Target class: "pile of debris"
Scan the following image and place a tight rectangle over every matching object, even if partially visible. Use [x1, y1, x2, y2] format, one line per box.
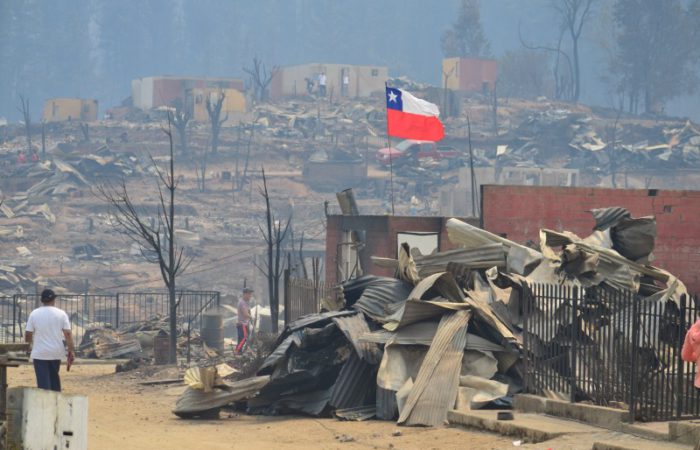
[79, 315, 223, 363]
[2, 147, 144, 199]
[0, 264, 60, 295]
[251, 99, 382, 141]
[497, 108, 700, 174]
[175, 207, 687, 424]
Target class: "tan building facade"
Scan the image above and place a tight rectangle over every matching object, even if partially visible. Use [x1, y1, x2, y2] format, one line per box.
[42, 98, 98, 122]
[270, 63, 388, 99]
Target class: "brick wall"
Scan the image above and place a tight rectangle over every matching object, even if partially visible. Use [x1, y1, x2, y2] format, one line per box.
[481, 185, 700, 294]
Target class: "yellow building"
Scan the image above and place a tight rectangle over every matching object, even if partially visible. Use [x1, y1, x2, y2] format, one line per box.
[42, 98, 98, 122]
[192, 88, 246, 122]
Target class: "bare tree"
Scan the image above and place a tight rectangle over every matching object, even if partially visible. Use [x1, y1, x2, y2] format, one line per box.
[254, 167, 290, 334]
[206, 90, 227, 156]
[197, 91, 228, 192]
[17, 94, 32, 153]
[97, 114, 191, 363]
[237, 117, 258, 192]
[551, 0, 595, 102]
[498, 48, 552, 99]
[172, 99, 191, 155]
[243, 56, 278, 102]
[519, 24, 574, 101]
[606, 105, 623, 188]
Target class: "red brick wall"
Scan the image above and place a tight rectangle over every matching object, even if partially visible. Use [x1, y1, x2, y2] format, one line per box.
[325, 215, 479, 285]
[458, 58, 497, 92]
[481, 185, 700, 294]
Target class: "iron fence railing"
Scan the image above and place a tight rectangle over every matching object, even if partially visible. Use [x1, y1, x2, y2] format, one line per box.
[523, 282, 700, 422]
[284, 274, 334, 325]
[0, 290, 219, 345]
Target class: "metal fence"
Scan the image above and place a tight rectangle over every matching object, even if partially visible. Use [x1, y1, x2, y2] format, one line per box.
[0, 290, 219, 345]
[284, 274, 334, 325]
[523, 283, 700, 422]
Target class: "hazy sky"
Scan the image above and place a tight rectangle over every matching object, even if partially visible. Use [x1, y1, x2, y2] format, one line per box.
[0, 0, 697, 121]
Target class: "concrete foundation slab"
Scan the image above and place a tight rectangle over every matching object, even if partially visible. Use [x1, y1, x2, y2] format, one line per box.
[447, 409, 600, 443]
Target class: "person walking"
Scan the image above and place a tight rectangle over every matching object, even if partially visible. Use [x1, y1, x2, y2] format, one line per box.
[318, 72, 327, 97]
[235, 287, 253, 354]
[25, 289, 75, 392]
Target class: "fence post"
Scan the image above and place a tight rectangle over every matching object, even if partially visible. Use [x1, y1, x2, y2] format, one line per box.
[522, 283, 531, 394]
[629, 290, 640, 423]
[283, 268, 291, 327]
[83, 279, 90, 321]
[676, 294, 687, 419]
[570, 286, 578, 403]
[11, 295, 16, 343]
[115, 293, 120, 329]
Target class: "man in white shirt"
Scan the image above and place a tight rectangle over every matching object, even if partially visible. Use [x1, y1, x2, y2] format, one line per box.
[25, 289, 75, 392]
[318, 72, 327, 97]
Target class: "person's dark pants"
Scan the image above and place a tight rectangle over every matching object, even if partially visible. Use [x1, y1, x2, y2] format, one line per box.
[236, 323, 249, 354]
[33, 359, 61, 392]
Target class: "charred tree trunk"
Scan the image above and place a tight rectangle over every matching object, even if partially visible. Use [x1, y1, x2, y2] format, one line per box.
[172, 102, 191, 155]
[243, 56, 278, 103]
[17, 95, 32, 153]
[206, 91, 227, 157]
[256, 167, 291, 334]
[98, 114, 191, 364]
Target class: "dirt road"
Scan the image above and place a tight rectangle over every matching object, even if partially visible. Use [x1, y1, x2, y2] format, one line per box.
[9, 363, 514, 450]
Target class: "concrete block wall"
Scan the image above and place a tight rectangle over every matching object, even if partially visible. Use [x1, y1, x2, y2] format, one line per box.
[481, 185, 700, 294]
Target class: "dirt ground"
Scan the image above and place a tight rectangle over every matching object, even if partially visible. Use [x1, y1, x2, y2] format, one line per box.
[8, 363, 516, 450]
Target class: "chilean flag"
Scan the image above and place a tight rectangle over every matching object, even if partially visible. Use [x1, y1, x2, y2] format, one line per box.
[386, 86, 444, 141]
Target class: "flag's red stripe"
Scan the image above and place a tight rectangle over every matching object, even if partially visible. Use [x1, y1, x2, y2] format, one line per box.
[387, 108, 444, 141]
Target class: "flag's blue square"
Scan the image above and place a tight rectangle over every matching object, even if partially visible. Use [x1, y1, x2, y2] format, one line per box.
[386, 87, 403, 111]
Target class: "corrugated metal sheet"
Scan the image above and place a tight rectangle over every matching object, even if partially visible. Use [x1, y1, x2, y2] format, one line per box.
[415, 244, 507, 276]
[258, 330, 303, 374]
[286, 310, 355, 332]
[590, 207, 631, 231]
[408, 272, 464, 302]
[174, 375, 270, 417]
[375, 386, 398, 420]
[346, 276, 413, 323]
[360, 324, 505, 353]
[611, 216, 656, 261]
[250, 386, 333, 416]
[384, 299, 471, 331]
[398, 310, 471, 426]
[446, 218, 542, 275]
[329, 352, 376, 409]
[335, 405, 376, 421]
[333, 313, 382, 364]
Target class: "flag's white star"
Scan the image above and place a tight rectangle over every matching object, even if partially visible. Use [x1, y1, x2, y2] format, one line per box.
[388, 91, 398, 103]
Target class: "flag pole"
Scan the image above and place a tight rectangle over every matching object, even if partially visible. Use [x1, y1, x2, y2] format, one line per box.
[385, 82, 395, 215]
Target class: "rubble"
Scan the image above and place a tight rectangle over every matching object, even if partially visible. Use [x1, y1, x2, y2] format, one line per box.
[79, 315, 230, 365]
[78, 328, 142, 359]
[182, 205, 688, 427]
[495, 108, 700, 177]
